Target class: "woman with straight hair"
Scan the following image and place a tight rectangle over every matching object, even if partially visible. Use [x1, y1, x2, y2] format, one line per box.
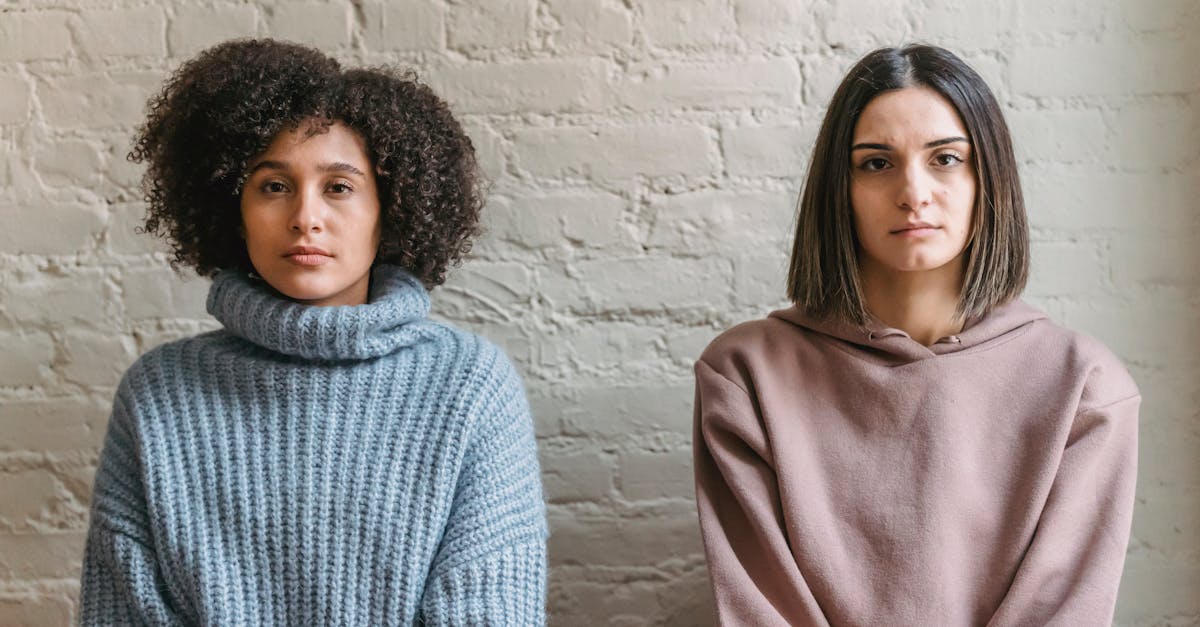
[693, 44, 1138, 626]
[80, 39, 547, 625]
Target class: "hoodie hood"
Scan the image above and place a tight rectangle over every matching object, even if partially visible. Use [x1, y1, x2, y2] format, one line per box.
[768, 299, 1047, 365]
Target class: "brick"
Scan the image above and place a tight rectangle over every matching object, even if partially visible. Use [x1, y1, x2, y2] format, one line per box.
[1, 270, 114, 326]
[733, 0, 818, 47]
[1012, 40, 1200, 98]
[61, 331, 137, 387]
[102, 135, 145, 191]
[447, 0, 532, 49]
[1008, 109, 1108, 164]
[536, 322, 663, 376]
[1116, 0, 1200, 32]
[434, 261, 533, 320]
[912, 0, 1014, 50]
[802, 53, 859, 109]
[168, 6, 258, 56]
[122, 267, 211, 320]
[540, 450, 612, 502]
[267, 2, 350, 49]
[646, 190, 795, 254]
[618, 58, 801, 111]
[619, 449, 693, 501]
[0, 74, 32, 124]
[1110, 100, 1200, 169]
[454, 321, 531, 370]
[734, 254, 790, 308]
[1132, 482, 1200, 556]
[1140, 421, 1200, 486]
[558, 384, 694, 438]
[546, 0, 633, 52]
[427, 59, 611, 114]
[106, 202, 171, 255]
[1058, 296, 1198, 368]
[0, 532, 86, 579]
[1116, 558, 1200, 620]
[1025, 241, 1106, 298]
[0, 593, 74, 627]
[39, 72, 160, 129]
[34, 140, 105, 189]
[1017, 0, 1106, 34]
[460, 122, 505, 181]
[821, 1, 907, 49]
[132, 321, 220, 354]
[76, 7, 167, 58]
[0, 470, 64, 531]
[0, 202, 105, 255]
[1113, 236, 1198, 288]
[511, 125, 717, 180]
[722, 123, 811, 177]
[539, 257, 732, 313]
[642, 0, 736, 48]
[548, 505, 703, 566]
[0, 11, 72, 61]
[0, 397, 110, 452]
[479, 191, 627, 251]
[363, 0, 444, 52]
[1023, 167, 1199, 233]
[0, 331, 54, 387]
[664, 326, 719, 364]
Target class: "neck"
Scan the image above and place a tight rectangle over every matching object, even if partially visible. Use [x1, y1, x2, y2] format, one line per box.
[859, 255, 966, 346]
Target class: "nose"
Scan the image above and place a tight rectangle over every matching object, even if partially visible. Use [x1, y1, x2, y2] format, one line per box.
[288, 189, 325, 233]
[896, 163, 933, 211]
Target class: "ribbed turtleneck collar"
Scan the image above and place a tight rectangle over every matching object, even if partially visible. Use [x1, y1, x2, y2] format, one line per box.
[207, 264, 432, 361]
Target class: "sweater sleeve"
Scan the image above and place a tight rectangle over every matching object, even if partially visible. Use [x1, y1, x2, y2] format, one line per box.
[80, 387, 183, 627]
[693, 359, 826, 627]
[986, 393, 1140, 627]
[419, 353, 548, 626]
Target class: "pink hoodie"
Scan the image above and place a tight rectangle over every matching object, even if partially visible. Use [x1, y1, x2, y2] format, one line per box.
[693, 299, 1139, 626]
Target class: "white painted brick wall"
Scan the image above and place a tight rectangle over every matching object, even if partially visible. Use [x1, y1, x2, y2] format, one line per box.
[1, 1, 1196, 625]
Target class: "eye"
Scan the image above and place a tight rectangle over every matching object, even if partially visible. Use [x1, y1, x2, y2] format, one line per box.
[858, 157, 890, 172]
[327, 181, 354, 195]
[933, 152, 965, 167]
[261, 180, 289, 194]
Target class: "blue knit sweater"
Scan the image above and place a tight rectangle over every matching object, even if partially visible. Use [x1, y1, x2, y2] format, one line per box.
[80, 265, 548, 626]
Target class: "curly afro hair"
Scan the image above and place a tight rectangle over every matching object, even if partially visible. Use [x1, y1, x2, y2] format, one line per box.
[130, 38, 482, 288]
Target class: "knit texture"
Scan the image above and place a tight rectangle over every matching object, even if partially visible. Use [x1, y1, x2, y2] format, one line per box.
[80, 265, 548, 626]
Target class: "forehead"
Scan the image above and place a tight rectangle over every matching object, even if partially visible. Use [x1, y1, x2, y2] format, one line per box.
[852, 86, 968, 143]
[255, 121, 370, 163]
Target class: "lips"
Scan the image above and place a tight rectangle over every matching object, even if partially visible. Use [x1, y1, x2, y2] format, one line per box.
[891, 223, 940, 235]
[283, 245, 333, 266]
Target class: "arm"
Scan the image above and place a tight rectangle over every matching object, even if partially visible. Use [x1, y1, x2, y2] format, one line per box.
[987, 394, 1140, 627]
[80, 388, 183, 627]
[693, 359, 826, 627]
[419, 354, 548, 626]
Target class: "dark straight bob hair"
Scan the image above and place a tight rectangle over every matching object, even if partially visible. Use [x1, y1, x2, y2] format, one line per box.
[786, 44, 1029, 325]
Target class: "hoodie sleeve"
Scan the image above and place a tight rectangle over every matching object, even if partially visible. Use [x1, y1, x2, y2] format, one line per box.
[80, 386, 183, 626]
[693, 358, 826, 627]
[986, 393, 1140, 627]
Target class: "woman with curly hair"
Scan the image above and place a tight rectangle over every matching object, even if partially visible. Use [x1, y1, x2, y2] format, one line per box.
[80, 39, 547, 625]
[693, 45, 1138, 625]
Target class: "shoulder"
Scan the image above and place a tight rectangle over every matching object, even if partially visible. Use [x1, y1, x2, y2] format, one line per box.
[418, 320, 526, 410]
[115, 330, 231, 400]
[1024, 315, 1140, 413]
[696, 314, 808, 388]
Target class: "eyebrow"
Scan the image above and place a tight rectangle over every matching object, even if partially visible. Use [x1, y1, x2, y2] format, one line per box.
[246, 160, 368, 177]
[850, 136, 970, 151]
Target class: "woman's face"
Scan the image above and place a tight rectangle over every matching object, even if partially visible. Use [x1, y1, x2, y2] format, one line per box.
[849, 86, 976, 279]
[241, 121, 381, 307]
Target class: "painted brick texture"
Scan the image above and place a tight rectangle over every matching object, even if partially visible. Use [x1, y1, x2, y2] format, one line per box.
[1, 1, 1197, 625]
